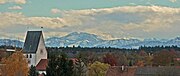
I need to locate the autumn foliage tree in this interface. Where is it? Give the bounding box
[88,61,110,76]
[113,52,128,66]
[144,56,153,66]
[135,60,144,67]
[103,53,117,66]
[153,50,176,66]
[1,51,29,76]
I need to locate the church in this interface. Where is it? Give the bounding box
[23,31,48,74]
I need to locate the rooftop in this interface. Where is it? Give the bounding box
[23,31,42,53]
[36,59,48,71]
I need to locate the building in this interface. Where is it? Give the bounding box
[23,31,47,74]
[106,66,136,76]
[105,66,180,76]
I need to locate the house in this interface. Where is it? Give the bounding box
[106,66,180,76]
[23,31,47,74]
[105,66,136,76]
[36,59,48,75]
[135,67,180,76]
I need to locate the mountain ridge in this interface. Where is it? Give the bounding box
[0,32,180,49]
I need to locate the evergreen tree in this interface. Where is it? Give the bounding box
[46,52,74,76]
[46,54,58,76]
[67,60,74,76]
[29,65,39,76]
[73,58,87,76]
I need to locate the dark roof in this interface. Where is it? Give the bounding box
[135,67,180,76]
[135,67,158,75]
[106,66,136,76]
[23,31,42,53]
[36,59,48,71]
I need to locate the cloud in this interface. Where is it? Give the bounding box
[8,6,22,10]
[1,6,180,39]
[0,0,26,4]
[0,0,6,4]
[169,0,177,3]
[0,12,83,29]
[14,0,26,4]
[129,3,136,5]
[52,6,180,39]
[51,8,61,14]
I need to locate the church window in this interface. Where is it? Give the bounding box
[26,54,28,58]
[30,54,32,58]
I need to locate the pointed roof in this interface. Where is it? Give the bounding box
[23,31,43,53]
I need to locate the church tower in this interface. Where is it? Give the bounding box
[23,31,47,66]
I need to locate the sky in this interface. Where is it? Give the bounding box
[0,0,180,40]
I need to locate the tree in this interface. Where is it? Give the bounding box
[112,52,128,66]
[1,51,29,76]
[46,54,57,76]
[73,58,87,76]
[46,53,74,76]
[0,50,7,62]
[68,60,74,76]
[78,51,101,65]
[144,55,153,66]
[153,50,175,66]
[139,50,148,56]
[88,61,110,76]
[135,60,144,67]
[103,53,117,66]
[29,65,39,76]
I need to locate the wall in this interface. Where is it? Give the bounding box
[23,53,36,67]
[36,35,47,65]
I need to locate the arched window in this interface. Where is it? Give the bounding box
[26,54,28,58]
[30,54,32,58]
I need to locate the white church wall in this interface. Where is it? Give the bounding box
[36,35,47,65]
[24,53,36,67]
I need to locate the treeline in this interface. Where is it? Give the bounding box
[1,45,180,52]
[1,45,180,76]
[139,45,180,52]
[46,45,180,55]
[45,45,180,67]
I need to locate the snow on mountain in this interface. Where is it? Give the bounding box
[45,32,180,48]
[166,37,180,46]
[45,32,103,47]
[95,39,141,48]
[0,32,180,49]
[0,39,23,47]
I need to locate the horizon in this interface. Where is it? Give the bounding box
[1,31,180,41]
[0,0,180,40]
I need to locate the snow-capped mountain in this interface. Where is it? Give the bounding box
[0,32,180,49]
[45,32,180,48]
[46,32,103,47]
[0,39,23,47]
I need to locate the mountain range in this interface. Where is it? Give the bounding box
[1,32,180,49]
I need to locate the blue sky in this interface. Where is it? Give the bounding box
[0,0,180,40]
[0,0,180,17]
